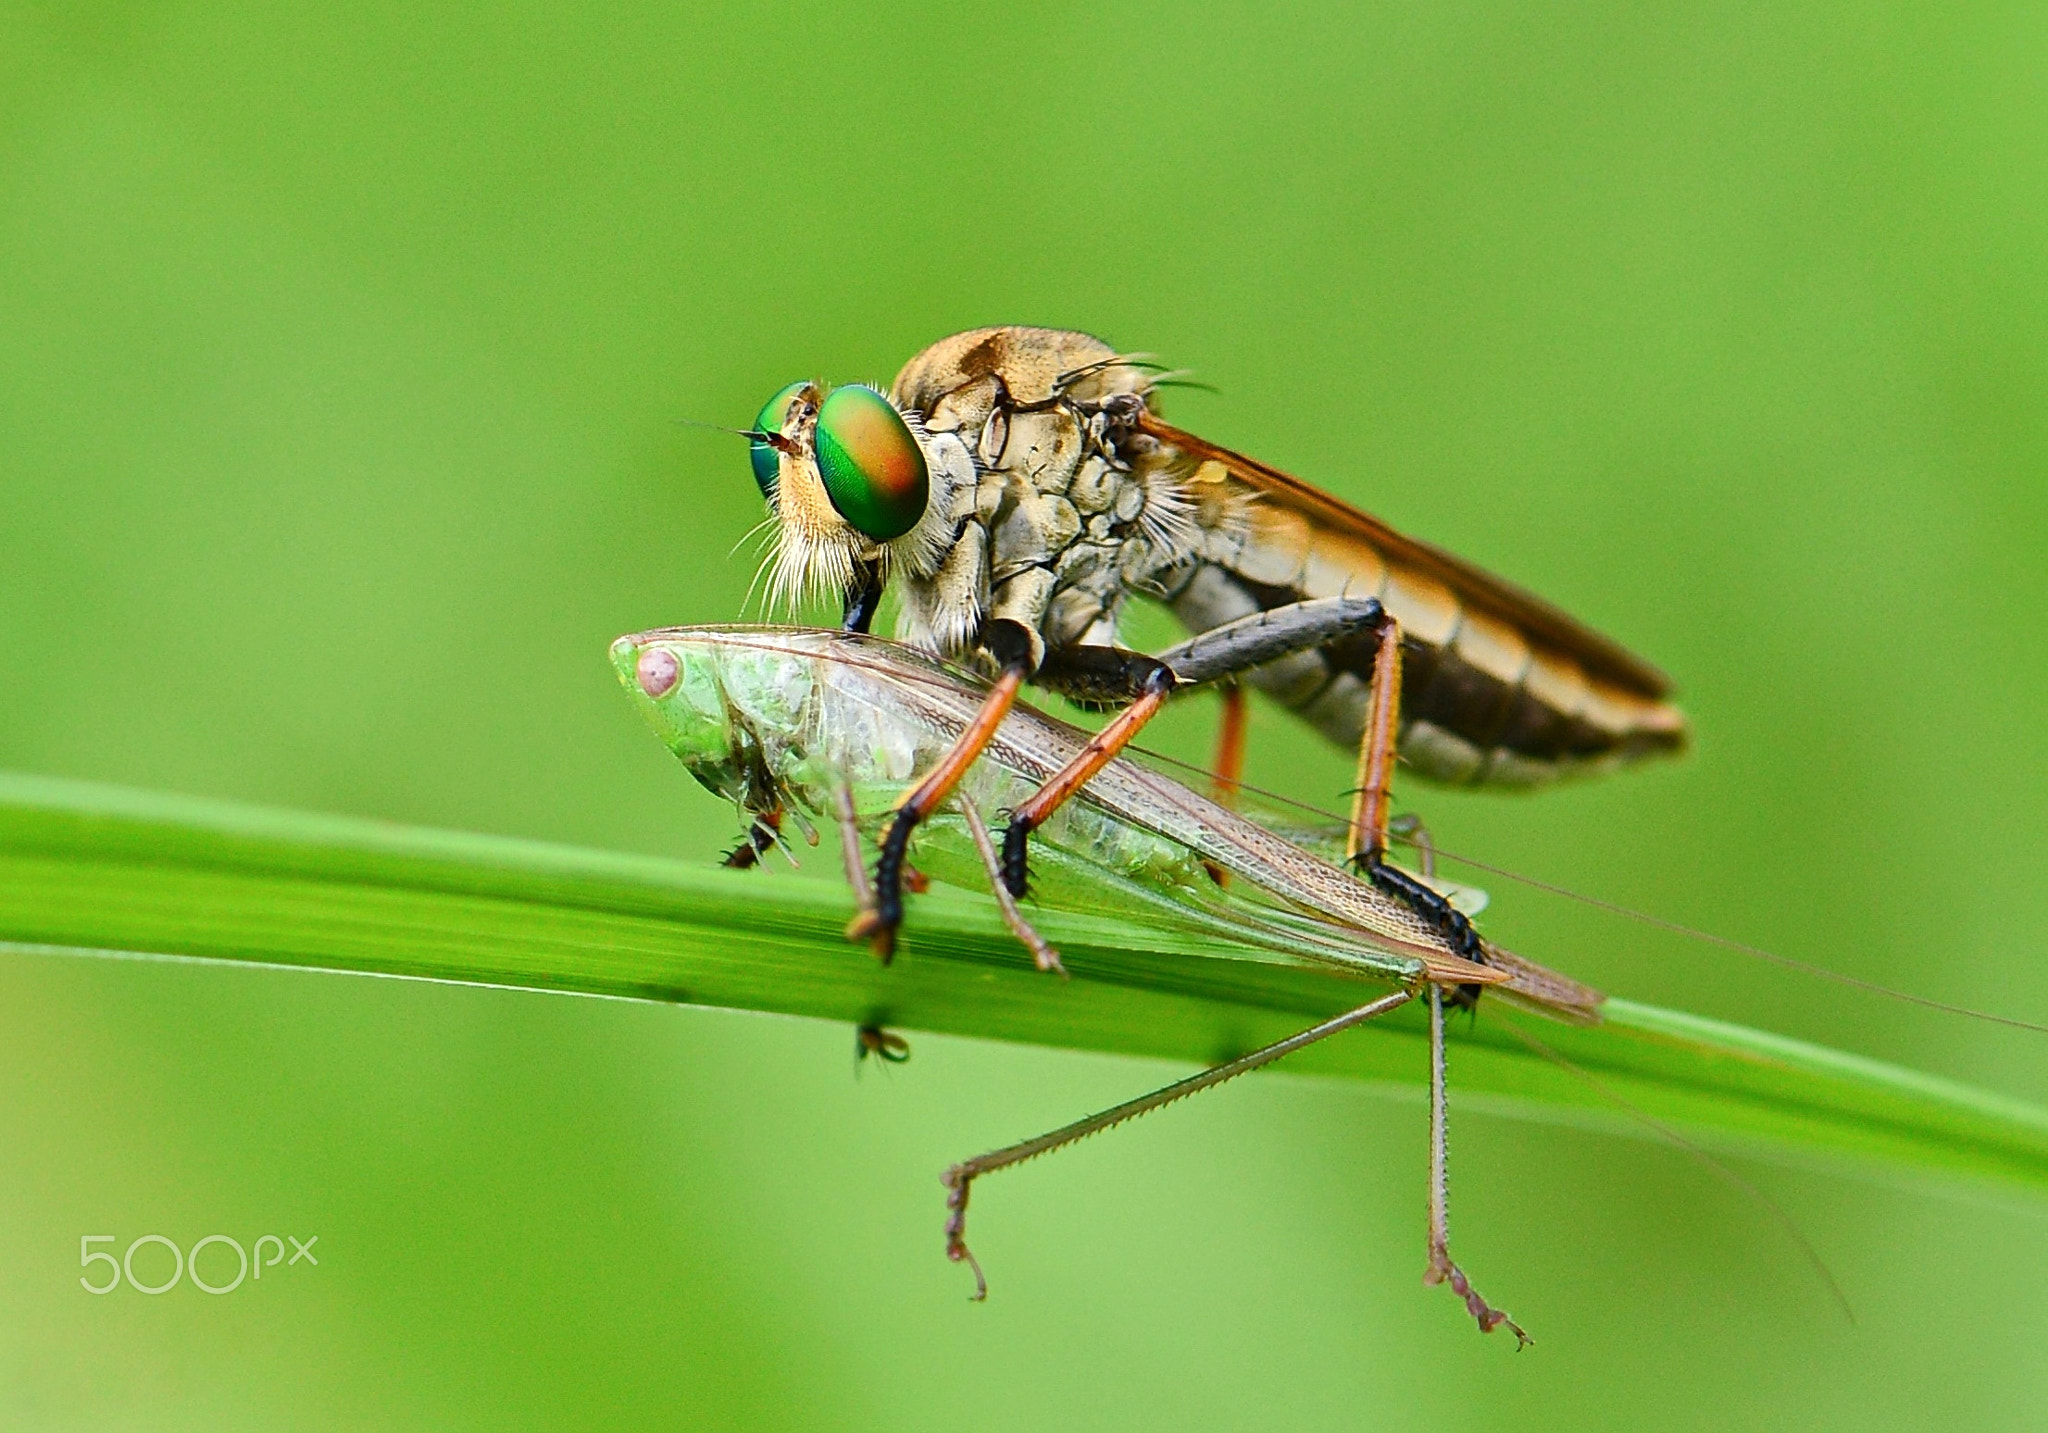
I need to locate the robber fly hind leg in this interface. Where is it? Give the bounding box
[1000,595,1399,894]
[1163,594,1483,966]
[1343,615,1484,965]
[1149,595,1392,685]
[1387,811,1436,880]
[1154,598,1393,885]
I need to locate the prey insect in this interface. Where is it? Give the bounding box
[737,327,1688,967]
[614,624,1611,1344]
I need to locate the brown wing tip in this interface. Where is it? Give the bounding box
[1422,952,1514,987]
[1481,945,1607,1024]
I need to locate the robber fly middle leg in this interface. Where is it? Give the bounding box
[999,595,1396,897]
[997,644,1181,896]
[846,618,1036,962]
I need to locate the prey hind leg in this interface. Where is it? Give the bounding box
[1424,982,1528,1344]
[942,987,1417,1300]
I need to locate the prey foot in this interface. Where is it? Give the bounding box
[1427,1253,1530,1348]
[941,1166,990,1302]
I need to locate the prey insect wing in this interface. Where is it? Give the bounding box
[619,624,1553,996]
[615,623,1594,1340]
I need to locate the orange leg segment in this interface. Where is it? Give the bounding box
[999,665,1175,895]
[1346,619,1404,867]
[1211,682,1248,807]
[847,665,1025,962]
[1202,683,1250,887]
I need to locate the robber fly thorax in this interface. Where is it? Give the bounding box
[745,326,1688,961]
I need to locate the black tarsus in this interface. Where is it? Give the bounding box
[999,646,1176,898]
[842,558,887,635]
[868,619,1038,950]
[869,815,915,959]
[1355,850,1486,1006]
[997,829,1030,900]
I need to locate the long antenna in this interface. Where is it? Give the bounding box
[1499,1013,1856,1325]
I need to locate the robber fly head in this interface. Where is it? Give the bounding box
[747,379,934,613]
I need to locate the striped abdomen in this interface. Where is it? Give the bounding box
[1158,493,1687,787]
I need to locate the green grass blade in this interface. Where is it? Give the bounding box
[3,770,2043,1201]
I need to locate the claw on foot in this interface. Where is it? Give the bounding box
[1426,1256,1530,1348]
[942,1168,989,1302]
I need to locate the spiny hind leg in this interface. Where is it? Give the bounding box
[942,987,1417,1301]
[1424,983,1529,1345]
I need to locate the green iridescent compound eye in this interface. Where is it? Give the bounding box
[814,384,929,541]
[748,381,809,499]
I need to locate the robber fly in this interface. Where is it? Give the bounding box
[740,327,1688,968]
[615,623,1612,1342]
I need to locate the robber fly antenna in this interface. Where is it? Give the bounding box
[675,416,797,452]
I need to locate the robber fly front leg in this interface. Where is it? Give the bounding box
[1000,597,1399,898]
[841,557,886,636]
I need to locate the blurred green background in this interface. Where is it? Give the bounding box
[4,0,2047,1426]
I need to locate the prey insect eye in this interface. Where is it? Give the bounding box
[636,647,680,700]
[748,381,810,499]
[814,384,929,542]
